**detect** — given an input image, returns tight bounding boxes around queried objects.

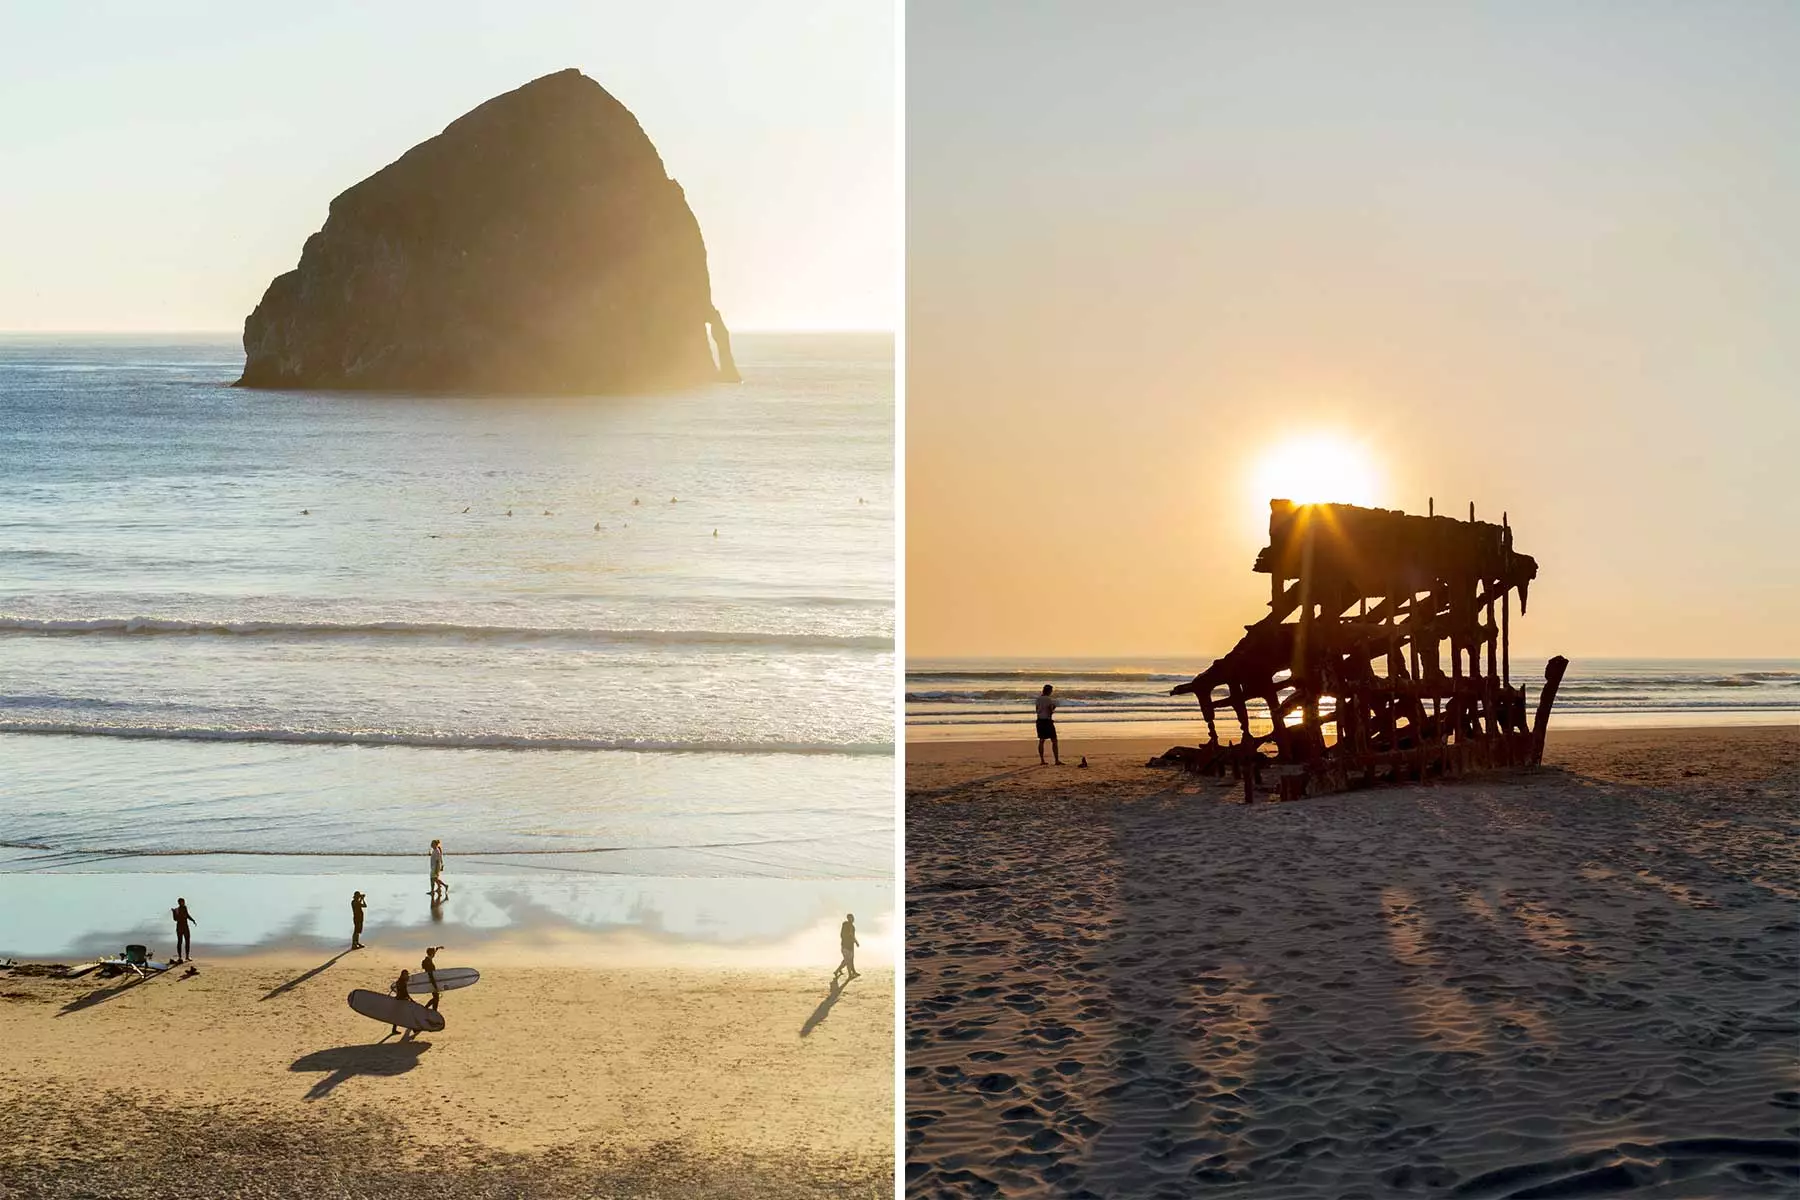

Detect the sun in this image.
[1252,434,1379,508]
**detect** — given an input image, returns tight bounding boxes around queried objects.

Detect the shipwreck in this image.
[1162,499,1568,801]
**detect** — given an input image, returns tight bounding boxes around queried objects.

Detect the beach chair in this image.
[120,944,167,978]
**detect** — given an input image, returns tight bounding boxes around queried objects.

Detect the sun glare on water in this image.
[1253,434,1379,508]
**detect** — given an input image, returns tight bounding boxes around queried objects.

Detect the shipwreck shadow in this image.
[290,1041,431,1101]
[800,976,847,1038]
[260,950,352,1001]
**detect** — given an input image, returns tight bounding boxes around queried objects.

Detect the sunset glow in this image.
[1252,434,1379,509]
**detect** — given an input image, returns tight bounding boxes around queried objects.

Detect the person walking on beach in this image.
[1035,684,1062,765]
[835,913,860,982]
[350,891,366,950]
[429,838,449,900]
[171,898,196,963]
[420,945,444,1011]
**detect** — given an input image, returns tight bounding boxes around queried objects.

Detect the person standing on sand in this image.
[429,838,450,900]
[835,913,860,982]
[350,891,366,950]
[171,898,195,963]
[420,945,444,1010]
[1035,684,1062,765]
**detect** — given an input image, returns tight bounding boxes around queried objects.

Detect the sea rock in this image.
[238,69,738,393]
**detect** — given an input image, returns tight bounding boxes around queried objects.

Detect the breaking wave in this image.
[0,721,891,756]
[0,615,890,651]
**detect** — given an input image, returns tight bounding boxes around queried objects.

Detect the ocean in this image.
[0,332,894,959]
[908,656,1800,742]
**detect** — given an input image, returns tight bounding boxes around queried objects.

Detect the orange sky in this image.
[907,3,1799,660]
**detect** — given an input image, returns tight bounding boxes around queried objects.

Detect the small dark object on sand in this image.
[1077,756,1089,769]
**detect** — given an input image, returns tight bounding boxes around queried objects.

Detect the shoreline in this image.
[0,872,896,969]
[906,714,1797,748]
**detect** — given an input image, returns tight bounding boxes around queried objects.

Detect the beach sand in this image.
[906,725,1800,1197]
[0,947,892,1198]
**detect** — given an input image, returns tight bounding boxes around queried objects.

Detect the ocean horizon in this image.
[907,655,1800,742]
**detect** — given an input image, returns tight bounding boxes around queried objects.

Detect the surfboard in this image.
[92,956,170,974]
[405,966,479,994]
[347,988,446,1032]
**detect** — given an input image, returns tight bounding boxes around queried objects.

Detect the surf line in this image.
[8,835,841,860]
[0,723,895,756]
[0,615,892,652]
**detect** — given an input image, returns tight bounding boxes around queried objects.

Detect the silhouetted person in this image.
[835,913,860,981]
[171,898,195,962]
[420,945,444,1011]
[1036,684,1062,765]
[350,891,366,949]
[429,838,449,900]
[390,967,413,1038]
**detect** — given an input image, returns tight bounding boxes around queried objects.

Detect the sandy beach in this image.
[0,944,893,1198]
[906,725,1799,1197]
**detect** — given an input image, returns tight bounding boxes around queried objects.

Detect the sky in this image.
[0,0,894,332]
[907,0,1800,660]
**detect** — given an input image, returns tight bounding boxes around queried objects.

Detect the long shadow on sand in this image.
[261,950,353,1001]
[56,972,154,1016]
[291,1041,431,1101]
[800,976,849,1038]
[905,757,1800,1198]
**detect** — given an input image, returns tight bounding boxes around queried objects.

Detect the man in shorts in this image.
[1035,684,1062,765]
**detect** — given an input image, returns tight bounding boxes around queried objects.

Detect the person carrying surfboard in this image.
[835,913,860,982]
[390,967,413,1038]
[429,839,450,900]
[420,945,444,1010]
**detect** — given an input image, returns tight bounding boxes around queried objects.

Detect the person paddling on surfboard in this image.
[834,913,860,982]
[420,945,444,1011]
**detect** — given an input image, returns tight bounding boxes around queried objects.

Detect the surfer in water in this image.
[429,839,450,900]
[420,945,444,1010]
[171,898,196,963]
[350,891,366,950]
[834,913,860,982]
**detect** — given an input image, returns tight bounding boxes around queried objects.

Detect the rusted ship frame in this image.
[1167,499,1568,801]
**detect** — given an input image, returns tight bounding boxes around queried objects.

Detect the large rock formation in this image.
[239,69,738,393]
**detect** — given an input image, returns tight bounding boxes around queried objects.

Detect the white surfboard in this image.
[405,966,479,993]
[347,988,446,1032]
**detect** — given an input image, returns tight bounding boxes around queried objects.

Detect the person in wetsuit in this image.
[171,898,196,963]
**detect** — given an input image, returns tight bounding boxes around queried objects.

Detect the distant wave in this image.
[910,670,1799,692]
[907,669,1190,684]
[906,689,1144,703]
[0,615,891,651]
[0,722,892,756]
[3,835,830,860]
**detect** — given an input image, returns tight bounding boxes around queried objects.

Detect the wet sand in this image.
[906,725,1800,1197]
[0,946,893,1198]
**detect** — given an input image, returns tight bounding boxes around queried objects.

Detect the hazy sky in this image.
[908,1,1799,660]
[0,1,893,331]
